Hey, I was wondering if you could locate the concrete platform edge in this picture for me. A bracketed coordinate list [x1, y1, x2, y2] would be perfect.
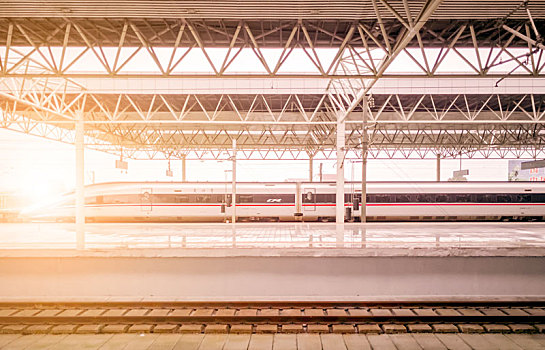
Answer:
[0, 256, 544, 299]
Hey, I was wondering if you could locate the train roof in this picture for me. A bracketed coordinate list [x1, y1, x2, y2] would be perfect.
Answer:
[84, 180, 545, 186]
[71, 181, 545, 195]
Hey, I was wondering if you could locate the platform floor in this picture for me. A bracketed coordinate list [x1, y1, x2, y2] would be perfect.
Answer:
[1, 333, 544, 349]
[0, 222, 544, 254]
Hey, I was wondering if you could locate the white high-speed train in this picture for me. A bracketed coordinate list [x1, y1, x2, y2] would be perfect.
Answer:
[21, 181, 545, 222]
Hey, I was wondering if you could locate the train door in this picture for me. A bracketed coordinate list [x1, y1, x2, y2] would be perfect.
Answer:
[222, 193, 231, 221]
[140, 188, 152, 213]
[303, 188, 316, 211]
[519, 193, 532, 217]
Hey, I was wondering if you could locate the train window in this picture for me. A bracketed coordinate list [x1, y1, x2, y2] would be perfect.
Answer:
[395, 194, 411, 203]
[375, 194, 390, 203]
[475, 194, 494, 203]
[497, 194, 511, 203]
[517, 194, 531, 203]
[416, 194, 431, 202]
[102, 194, 133, 204]
[316, 194, 335, 203]
[175, 195, 189, 203]
[151, 194, 169, 203]
[435, 194, 448, 202]
[531, 194, 545, 202]
[304, 192, 316, 203]
[196, 194, 212, 203]
[455, 194, 471, 202]
[238, 195, 253, 203]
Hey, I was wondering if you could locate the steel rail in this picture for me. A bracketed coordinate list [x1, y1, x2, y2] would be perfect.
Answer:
[1, 301, 544, 308]
[1, 315, 544, 324]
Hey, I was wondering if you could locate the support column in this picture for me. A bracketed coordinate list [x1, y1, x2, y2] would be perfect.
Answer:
[436, 154, 441, 181]
[319, 163, 323, 182]
[182, 156, 186, 182]
[232, 139, 237, 224]
[361, 95, 368, 223]
[309, 157, 313, 182]
[75, 110, 85, 250]
[336, 112, 345, 224]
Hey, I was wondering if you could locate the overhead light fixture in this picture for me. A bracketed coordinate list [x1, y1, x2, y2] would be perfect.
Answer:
[166, 159, 173, 177]
[116, 151, 128, 171]
[115, 159, 128, 170]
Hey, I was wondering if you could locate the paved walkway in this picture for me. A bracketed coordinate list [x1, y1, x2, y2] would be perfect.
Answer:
[1, 333, 545, 349]
[1, 222, 545, 251]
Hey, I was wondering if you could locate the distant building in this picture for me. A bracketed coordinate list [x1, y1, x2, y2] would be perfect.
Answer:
[508, 160, 545, 181]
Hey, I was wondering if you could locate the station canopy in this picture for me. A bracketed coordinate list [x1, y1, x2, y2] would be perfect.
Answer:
[0, 0, 544, 160]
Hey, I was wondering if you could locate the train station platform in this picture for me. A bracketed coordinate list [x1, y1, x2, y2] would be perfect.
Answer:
[0, 222, 544, 301]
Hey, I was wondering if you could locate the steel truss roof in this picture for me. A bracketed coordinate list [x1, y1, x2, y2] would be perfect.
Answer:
[0, 17, 543, 79]
[0, 0, 544, 160]
[2, 79, 544, 159]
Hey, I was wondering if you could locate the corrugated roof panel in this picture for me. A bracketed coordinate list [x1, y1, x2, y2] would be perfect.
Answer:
[0, 1, 543, 19]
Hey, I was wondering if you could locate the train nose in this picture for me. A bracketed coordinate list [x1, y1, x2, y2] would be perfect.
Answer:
[19, 205, 38, 219]
[19, 202, 48, 221]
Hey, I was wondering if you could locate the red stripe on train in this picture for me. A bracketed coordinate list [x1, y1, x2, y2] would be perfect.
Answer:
[79, 203, 545, 208]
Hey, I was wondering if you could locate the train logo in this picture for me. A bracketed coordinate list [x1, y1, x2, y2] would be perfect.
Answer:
[266, 198, 282, 203]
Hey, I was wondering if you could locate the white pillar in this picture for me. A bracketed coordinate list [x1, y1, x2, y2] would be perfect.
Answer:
[232, 139, 237, 224]
[75, 111, 85, 249]
[319, 163, 323, 182]
[336, 112, 345, 224]
[436, 154, 441, 181]
[361, 95, 368, 223]
[309, 157, 313, 182]
[182, 156, 186, 182]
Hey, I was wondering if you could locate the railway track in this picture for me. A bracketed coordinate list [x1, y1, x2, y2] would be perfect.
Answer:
[0, 302, 544, 335]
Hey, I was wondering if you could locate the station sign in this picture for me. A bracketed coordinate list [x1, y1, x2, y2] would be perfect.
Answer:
[449, 169, 469, 181]
[521, 159, 545, 170]
[115, 159, 128, 170]
[453, 169, 469, 177]
[508, 160, 545, 181]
